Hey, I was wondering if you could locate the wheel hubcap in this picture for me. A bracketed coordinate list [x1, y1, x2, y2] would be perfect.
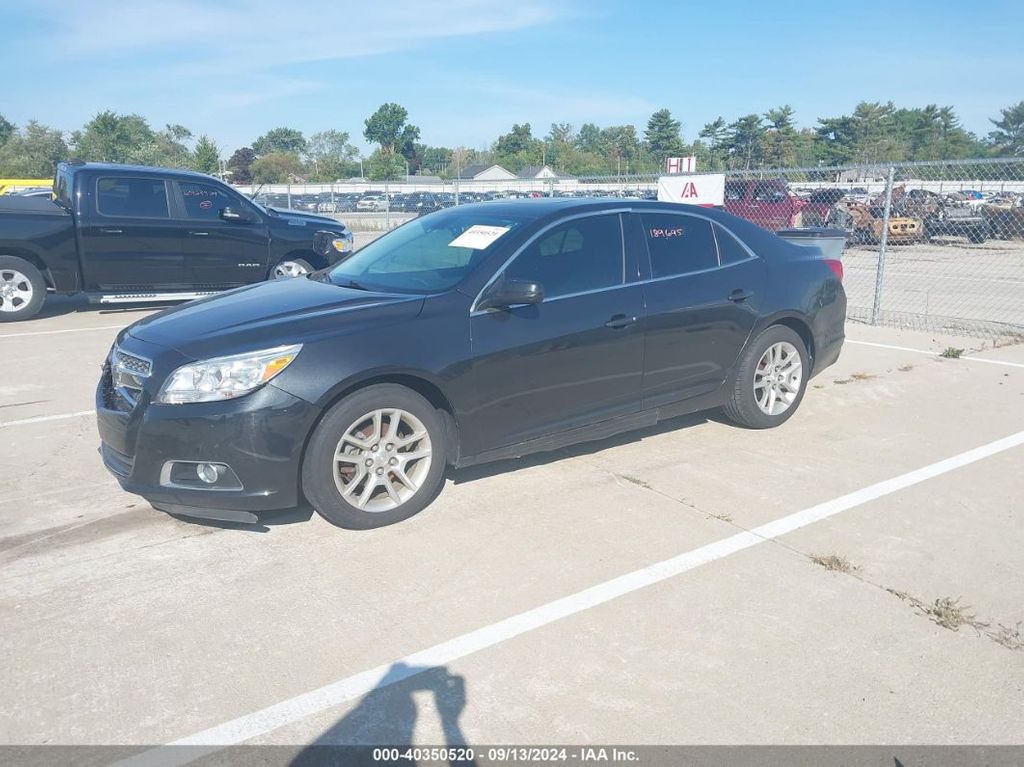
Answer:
[333, 409, 432, 512]
[753, 341, 802, 416]
[273, 261, 309, 279]
[0, 269, 33, 313]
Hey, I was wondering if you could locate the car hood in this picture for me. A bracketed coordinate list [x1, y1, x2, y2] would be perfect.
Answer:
[268, 207, 347, 229]
[127, 278, 423, 360]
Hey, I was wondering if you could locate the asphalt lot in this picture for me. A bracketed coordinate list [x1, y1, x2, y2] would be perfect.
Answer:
[1, 295, 1023, 755]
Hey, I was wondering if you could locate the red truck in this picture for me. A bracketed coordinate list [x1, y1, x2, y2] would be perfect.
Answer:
[724, 179, 807, 231]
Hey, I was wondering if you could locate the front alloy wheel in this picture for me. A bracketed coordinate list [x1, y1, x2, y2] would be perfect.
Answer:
[272, 259, 312, 279]
[753, 341, 802, 416]
[302, 384, 449, 529]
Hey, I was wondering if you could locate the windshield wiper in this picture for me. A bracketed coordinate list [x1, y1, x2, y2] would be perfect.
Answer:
[333, 278, 370, 291]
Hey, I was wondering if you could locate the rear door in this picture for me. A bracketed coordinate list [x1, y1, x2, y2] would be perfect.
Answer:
[635, 211, 766, 407]
[78, 175, 183, 290]
[173, 180, 269, 288]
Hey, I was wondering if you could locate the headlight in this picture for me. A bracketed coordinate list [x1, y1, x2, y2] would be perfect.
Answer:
[331, 234, 352, 252]
[157, 345, 302, 404]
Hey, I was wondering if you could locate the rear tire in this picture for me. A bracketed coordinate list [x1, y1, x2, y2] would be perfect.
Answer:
[0, 256, 46, 322]
[302, 384, 449, 530]
[723, 325, 809, 429]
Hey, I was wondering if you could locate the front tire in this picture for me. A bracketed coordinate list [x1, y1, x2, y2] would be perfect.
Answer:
[723, 326, 809, 429]
[271, 258, 313, 279]
[0, 256, 46, 322]
[302, 384, 449, 529]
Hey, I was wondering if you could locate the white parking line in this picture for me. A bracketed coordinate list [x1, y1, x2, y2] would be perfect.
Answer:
[119, 429, 1024, 765]
[848, 339, 1024, 369]
[0, 324, 125, 339]
[0, 410, 95, 428]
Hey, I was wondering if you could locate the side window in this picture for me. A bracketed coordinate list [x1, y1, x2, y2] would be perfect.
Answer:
[180, 181, 234, 220]
[753, 182, 787, 202]
[96, 177, 169, 218]
[504, 214, 623, 299]
[714, 223, 752, 265]
[725, 181, 747, 202]
[641, 213, 718, 278]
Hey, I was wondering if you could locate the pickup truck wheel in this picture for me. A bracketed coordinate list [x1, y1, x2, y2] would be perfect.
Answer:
[302, 384, 448, 530]
[271, 258, 313, 279]
[0, 257, 45, 322]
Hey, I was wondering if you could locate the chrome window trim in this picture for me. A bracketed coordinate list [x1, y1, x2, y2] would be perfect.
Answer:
[470, 208, 629, 314]
[469, 207, 759, 316]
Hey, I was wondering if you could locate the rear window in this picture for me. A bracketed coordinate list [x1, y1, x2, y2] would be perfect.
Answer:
[641, 213, 718, 277]
[714, 223, 752, 265]
[96, 177, 169, 218]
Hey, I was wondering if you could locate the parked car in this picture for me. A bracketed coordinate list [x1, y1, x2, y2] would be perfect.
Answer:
[898, 188, 988, 243]
[356, 195, 388, 212]
[0, 162, 353, 321]
[724, 179, 808, 231]
[97, 199, 846, 529]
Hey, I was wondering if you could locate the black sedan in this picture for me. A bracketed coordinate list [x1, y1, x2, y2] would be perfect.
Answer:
[97, 199, 846, 529]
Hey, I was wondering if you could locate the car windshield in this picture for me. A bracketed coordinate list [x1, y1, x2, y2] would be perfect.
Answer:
[326, 208, 535, 293]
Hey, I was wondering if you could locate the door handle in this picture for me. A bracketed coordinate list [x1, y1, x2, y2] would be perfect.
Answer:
[188, 231, 210, 237]
[605, 314, 637, 329]
[728, 289, 754, 302]
[99, 228, 123, 234]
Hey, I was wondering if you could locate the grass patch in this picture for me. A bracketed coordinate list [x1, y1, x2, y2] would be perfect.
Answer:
[924, 596, 976, 631]
[898, 364, 914, 372]
[940, 347, 965, 359]
[849, 372, 877, 381]
[992, 623, 1024, 651]
[833, 378, 850, 385]
[810, 553, 858, 573]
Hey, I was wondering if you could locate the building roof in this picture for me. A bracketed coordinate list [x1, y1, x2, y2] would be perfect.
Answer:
[457, 163, 515, 180]
[517, 164, 576, 180]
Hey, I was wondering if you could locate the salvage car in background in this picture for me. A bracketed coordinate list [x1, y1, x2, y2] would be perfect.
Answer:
[98, 199, 846, 530]
[724, 179, 808, 231]
[0, 162, 354, 321]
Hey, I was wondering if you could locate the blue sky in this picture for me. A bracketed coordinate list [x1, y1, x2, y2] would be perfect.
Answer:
[2, 0, 1021, 155]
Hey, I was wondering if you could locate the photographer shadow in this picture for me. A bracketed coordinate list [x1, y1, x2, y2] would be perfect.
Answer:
[291, 662, 477, 767]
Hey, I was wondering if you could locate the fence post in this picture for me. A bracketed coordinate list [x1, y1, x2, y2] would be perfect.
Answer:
[871, 165, 896, 325]
[384, 180, 391, 230]
[454, 178, 460, 207]
[287, 182, 292, 210]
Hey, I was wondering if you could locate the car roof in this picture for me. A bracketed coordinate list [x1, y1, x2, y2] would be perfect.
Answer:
[59, 161, 219, 183]
[449, 197, 739, 222]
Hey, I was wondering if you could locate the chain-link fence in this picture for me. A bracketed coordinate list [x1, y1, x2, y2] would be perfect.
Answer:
[236, 157, 1024, 339]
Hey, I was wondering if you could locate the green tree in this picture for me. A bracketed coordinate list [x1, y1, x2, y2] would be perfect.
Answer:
[575, 123, 603, 154]
[644, 109, 685, 165]
[493, 123, 540, 170]
[725, 114, 765, 169]
[601, 125, 639, 174]
[72, 111, 155, 163]
[305, 129, 358, 181]
[227, 147, 256, 183]
[544, 123, 576, 171]
[126, 124, 194, 168]
[0, 114, 14, 147]
[252, 127, 306, 157]
[192, 135, 221, 175]
[760, 105, 798, 167]
[366, 148, 405, 181]
[698, 117, 728, 169]
[250, 151, 304, 183]
[0, 121, 69, 177]
[988, 101, 1024, 156]
[364, 103, 420, 163]
[416, 144, 453, 175]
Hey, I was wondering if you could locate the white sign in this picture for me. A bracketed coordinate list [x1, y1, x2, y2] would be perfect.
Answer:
[657, 173, 725, 207]
[665, 156, 696, 174]
[448, 225, 511, 250]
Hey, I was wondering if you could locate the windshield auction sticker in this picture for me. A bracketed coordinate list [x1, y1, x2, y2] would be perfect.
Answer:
[448, 225, 511, 250]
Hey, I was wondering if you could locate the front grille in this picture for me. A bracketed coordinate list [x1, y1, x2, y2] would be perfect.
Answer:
[113, 348, 152, 377]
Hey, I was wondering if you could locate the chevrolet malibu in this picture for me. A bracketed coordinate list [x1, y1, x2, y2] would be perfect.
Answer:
[97, 199, 846, 529]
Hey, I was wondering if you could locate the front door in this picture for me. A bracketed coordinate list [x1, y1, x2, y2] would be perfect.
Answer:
[634, 211, 766, 407]
[174, 180, 269, 288]
[464, 212, 645, 456]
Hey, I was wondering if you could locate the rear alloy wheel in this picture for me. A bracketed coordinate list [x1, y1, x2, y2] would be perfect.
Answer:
[723, 326, 809, 429]
[0, 257, 46, 322]
[302, 384, 449, 529]
[271, 258, 313, 279]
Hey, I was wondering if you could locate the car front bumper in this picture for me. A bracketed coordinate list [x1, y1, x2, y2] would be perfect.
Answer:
[96, 366, 319, 521]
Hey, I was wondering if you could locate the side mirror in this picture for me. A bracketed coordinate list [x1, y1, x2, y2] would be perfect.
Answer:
[477, 279, 544, 312]
[221, 206, 250, 223]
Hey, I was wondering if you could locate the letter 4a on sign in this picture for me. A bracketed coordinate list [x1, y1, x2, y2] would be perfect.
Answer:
[665, 156, 696, 174]
[656, 173, 725, 207]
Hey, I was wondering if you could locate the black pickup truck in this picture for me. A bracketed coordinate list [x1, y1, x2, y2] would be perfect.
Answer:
[0, 161, 354, 321]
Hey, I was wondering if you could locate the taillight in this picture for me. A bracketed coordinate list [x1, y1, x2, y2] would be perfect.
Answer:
[825, 259, 844, 282]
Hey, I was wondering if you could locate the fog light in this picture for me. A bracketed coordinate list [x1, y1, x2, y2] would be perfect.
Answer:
[196, 463, 221, 484]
